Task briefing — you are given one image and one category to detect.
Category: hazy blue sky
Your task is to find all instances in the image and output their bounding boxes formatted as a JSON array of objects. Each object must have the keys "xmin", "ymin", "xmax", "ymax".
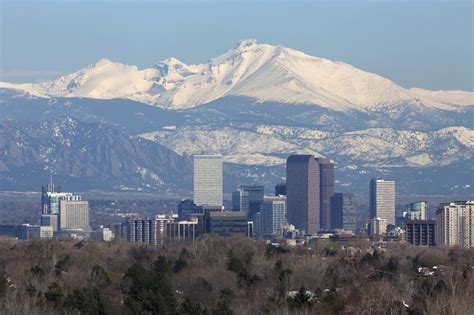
[{"xmin": 1, "ymin": 0, "xmax": 472, "ymax": 91}]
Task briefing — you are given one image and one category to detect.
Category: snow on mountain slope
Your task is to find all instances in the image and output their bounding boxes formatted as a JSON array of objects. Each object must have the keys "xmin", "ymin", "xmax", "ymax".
[
  {"xmin": 408, "ymin": 88, "xmax": 474, "ymax": 109},
  {"xmin": 139, "ymin": 126, "xmax": 321, "ymax": 165},
  {"xmin": 1, "ymin": 40, "xmax": 472, "ymax": 111},
  {"xmin": 139, "ymin": 125, "xmax": 474, "ymax": 167}
]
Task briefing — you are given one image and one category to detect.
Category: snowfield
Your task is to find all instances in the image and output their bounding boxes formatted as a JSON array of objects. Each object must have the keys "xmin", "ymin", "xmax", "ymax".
[
  {"xmin": 139, "ymin": 125, "xmax": 474, "ymax": 167},
  {"xmin": 1, "ymin": 40, "xmax": 472, "ymax": 111}
]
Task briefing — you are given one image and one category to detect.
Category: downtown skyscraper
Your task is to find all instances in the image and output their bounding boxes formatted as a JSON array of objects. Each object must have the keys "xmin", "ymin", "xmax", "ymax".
[
  {"xmin": 315, "ymin": 157, "xmax": 334, "ymax": 230},
  {"xmin": 193, "ymin": 155, "xmax": 223, "ymax": 208},
  {"xmin": 369, "ymin": 178, "xmax": 396, "ymax": 226},
  {"xmin": 286, "ymin": 155, "xmax": 320, "ymax": 234},
  {"xmin": 330, "ymin": 193, "xmax": 357, "ymax": 232},
  {"xmin": 232, "ymin": 185, "xmax": 264, "ymax": 218}
]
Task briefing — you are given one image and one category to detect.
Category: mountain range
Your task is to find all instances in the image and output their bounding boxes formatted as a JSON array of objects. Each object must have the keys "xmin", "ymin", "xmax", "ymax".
[{"xmin": 1, "ymin": 40, "xmax": 473, "ymax": 196}]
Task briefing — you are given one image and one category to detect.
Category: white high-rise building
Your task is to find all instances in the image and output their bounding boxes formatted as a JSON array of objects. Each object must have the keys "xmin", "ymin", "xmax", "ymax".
[
  {"xmin": 59, "ymin": 200, "xmax": 90, "ymax": 230},
  {"xmin": 193, "ymin": 155, "xmax": 223, "ymax": 207},
  {"xmin": 369, "ymin": 178, "xmax": 395, "ymax": 226},
  {"xmin": 437, "ymin": 201, "xmax": 474, "ymax": 248},
  {"xmin": 261, "ymin": 195, "xmax": 287, "ymax": 238}
]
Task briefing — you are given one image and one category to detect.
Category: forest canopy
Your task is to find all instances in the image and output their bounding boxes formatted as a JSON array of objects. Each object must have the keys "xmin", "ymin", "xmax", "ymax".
[{"xmin": 0, "ymin": 236, "xmax": 473, "ymax": 314}]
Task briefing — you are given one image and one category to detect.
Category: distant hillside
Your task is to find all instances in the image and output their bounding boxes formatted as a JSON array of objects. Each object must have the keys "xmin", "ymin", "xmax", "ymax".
[{"xmin": 0, "ymin": 117, "xmax": 193, "ymax": 192}]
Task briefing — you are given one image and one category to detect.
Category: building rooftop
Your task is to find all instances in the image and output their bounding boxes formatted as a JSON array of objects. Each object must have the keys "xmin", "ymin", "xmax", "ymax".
[{"xmin": 208, "ymin": 211, "xmax": 246, "ymax": 218}]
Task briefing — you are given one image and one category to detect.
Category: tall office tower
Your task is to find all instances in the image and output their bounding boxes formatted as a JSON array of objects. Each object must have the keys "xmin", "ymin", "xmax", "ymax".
[
  {"xmin": 41, "ymin": 179, "xmax": 83, "ymax": 219},
  {"xmin": 193, "ymin": 155, "xmax": 223, "ymax": 207},
  {"xmin": 437, "ymin": 201, "xmax": 474, "ymax": 248},
  {"xmin": 286, "ymin": 155, "xmax": 320, "ymax": 234},
  {"xmin": 59, "ymin": 200, "xmax": 90, "ymax": 230},
  {"xmin": 232, "ymin": 190, "xmax": 250, "ymax": 214},
  {"xmin": 330, "ymin": 193, "xmax": 357, "ymax": 232},
  {"xmin": 41, "ymin": 176, "xmax": 61, "ymax": 214},
  {"xmin": 253, "ymin": 211, "xmax": 263, "ymax": 238},
  {"xmin": 261, "ymin": 195, "xmax": 287, "ymax": 239},
  {"xmin": 315, "ymin": 158, "xmax": 334, "ymax": 230},
  {"xmin": 233, "ymin": 185, "xmax": 264, "ymax": 218},
  {"xmin": 405, "ymin": 201, "xmax": 427, "ymax": 220},
  {"xmin": 275, "ymin": 182, "xmax": 286, "ymax": 196},
  {"xmin": 369, "ymin": 178, "xmax": 396, "ymax": 226},
  {"xmin": 42, "ymin": 191, "xmax": 78, "ymax": 215}
]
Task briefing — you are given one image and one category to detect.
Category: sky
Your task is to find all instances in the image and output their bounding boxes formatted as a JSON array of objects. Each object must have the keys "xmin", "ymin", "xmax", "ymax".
[{"xmin": 0, "ymin": 0, "xmax": 472, "ymax": 91}]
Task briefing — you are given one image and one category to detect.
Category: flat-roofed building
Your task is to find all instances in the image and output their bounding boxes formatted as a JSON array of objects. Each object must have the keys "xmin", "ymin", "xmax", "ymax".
[
  {"xmin": 59, "ymin": 200, "xmax": 90, "ymax": 231},
  {"xmin": 367, "ymin": 218, "xmax": 387, "ymax": 236},
  {"xmin": 405, "ymin": 220, "xmax": 436, "ymax": 246},
  {"xmin": 330, "ymin": 193, "xmax": 357, "ymax": 232},
  {"xmin": 286, "ymin": 155, "xmax": 320, "ymax": 234},
  {"xmin": 260, "ymin": 195, "xmax": 287, "ymax": 239},
  {"xmin": 315, "ymin": 158, "xmax": 335, "ymax": 231},
  {"xmin": 166, "ymin": 220, "xmax": 198, "ymax": 241},
  {"xmin": 41, "ymin": 214, "xmax": 59, "ymax": 232},
  {"xmin": 437, "ymin": 201, "xmax": 474, "ymax": 248},
  {"xmin": 369, "ymin": 178, "xmax": 395, "ymax": 226},
  {"xmin": 20, "ymin": 224, "xmax": 53, "ymax": 240},
  {"xmin": 90, "ymin": 227, "xmax": 113, "ymax": 242},
  {"xmin": 204, "ymin": 211, "xmax": 252, "ymax": 237},
  {"xmin": 123, "ymin": 218, "xmax": 158, "ymax": 245},
  {"xmin": 193, "ymin": 155, "xmax": 223, "ymax": 208}
]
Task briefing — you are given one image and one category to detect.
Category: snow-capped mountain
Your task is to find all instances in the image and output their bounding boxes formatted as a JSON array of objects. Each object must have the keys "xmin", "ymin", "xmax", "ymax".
[
  {"xmin": 1, "ymin": 40, "xmax": 472, "ymax": 111},
  {"xmin": 0, "ymin": 40, "xmax": 472, "ymax": 195},
  {"xmin": 139, "ymin": 125, "xmax": 473, "ymax": 167}
]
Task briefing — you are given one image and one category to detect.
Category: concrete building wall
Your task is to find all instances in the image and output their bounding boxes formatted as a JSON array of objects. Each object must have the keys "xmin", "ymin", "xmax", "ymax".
[
  {"xmin": 59, "ymin": 200, "xmax": 90, "ymax": 230},
  {"xmin": 193, "ymin": 155, "xmax": 223, "ymax": 207},
  {"xmin": 369, "ymin": 179, "xmax": 395, "ymax": 226}
]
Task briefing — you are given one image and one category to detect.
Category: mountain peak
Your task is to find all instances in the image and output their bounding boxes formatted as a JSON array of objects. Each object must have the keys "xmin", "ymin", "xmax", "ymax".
[
  {"xmin": 0, "ymin": 40, "xmax": 472, "ymax": 112},
  {"xmin": 94, "ymin": 58, "xmax": 117, "ymax": 67},
  {"xmin": 157, "ymin": 57, "xmax": 187, "ymax": 66},
  {"xmin": 236, "ymin": 39, "xmax": 260, "ymax": 49}
]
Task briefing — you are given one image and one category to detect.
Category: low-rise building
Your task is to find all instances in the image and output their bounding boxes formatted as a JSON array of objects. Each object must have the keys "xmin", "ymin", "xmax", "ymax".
[
  {"xmin": 367, "ymin": 218, "xmax": 387, "ymax": 236},
  {"xmin": 204, "ymin": 211, "xmax": 253, "ymax": 237},
  {"xmin": 165, "ymin": 219, "xmax": 198, "ymax": 241},
  {"xmin": 405, "ymin": 220, "xmax": 436, "ymax": 246},
  {"xmin": 20, "ymin": 224, "xmax": 53, "ymax": 240},
  {"xmin": 90, "ymin": 227, "xmax": 113, "ymax": 242}
]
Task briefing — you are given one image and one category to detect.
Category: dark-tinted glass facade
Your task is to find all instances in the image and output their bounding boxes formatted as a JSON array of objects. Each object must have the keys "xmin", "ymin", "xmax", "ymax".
[
  {"xmin": 286, "ymin": 155, "xmax": 320, "ymax": 234},
  {"xmin": 330, "ymin": 193, "xmax": 357, "ymax": 231},
  {"xmin": 316, "ymin": 158, "xmax": 334, "ymax": 230},
  {"xmin": 232, "ymin": 185, "xmax": 264, "ymax": 219},
  {"xmin": 204, "ymin": 211, "xmax": 251, "ymax": 237},
  {"xmin": 178, "ymin": 199, "xmax": 203, "ymax": 221},
  {"xmin": 232, "ymin": 190, "xmax": 250, "ymax": 214},
  {"xmin": 405, "ymin": 220, "xmax": 436, "ymax": 246},
  {"xmin": 275, "ymin": 183, "xmax": 286, "ymax": 196}
]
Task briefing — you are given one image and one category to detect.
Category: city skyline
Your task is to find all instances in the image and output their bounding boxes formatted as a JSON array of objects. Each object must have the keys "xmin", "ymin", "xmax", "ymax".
[{"xmin": 0, "ymin": 1, "xmax": 472, "ymax": 313}]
